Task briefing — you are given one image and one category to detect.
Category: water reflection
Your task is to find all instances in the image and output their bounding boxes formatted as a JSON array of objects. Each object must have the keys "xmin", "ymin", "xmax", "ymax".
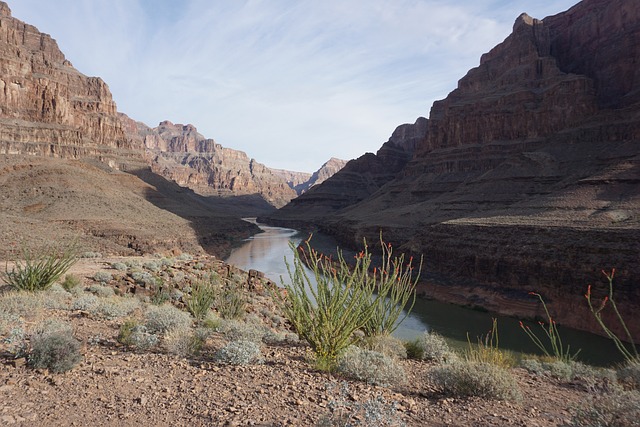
[{"xmin": 226, "ymin": 220, "xmax": 624, "ymax": 366}]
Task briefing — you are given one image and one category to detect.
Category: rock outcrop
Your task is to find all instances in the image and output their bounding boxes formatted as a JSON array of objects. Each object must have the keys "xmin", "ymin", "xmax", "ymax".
[
  {"xmin": 0, "ymin": 3, "xmax": 260, "ymax": 255},
  {"xmin": 261, "ymin": 117, "xmax": 426, "ymax": 227},
  {"xmin": 0, "ymin": 2, "xmax": 143, "ymax": 169},
  {"xmin": 269, "ymin": 168, "xmax": 312, "ymax": 194},
  {"xmin": 266, "ymin": 0, "xmax": 640, "ymax": 339},
  {"xmin": 125, "ymin": 119, "xmax": 297, "ymax": 209},
  {"xmin": 272, "ymin": 157, "xmax": 348, "ymax": 195}
]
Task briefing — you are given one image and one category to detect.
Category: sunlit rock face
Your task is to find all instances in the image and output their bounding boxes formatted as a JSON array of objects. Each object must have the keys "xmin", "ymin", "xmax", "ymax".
[
  {"xmin": 120, "ymin": 118, "xmax": 296, "ymax": 208},
  {"xmin": 0, "ymin": 2, "xmax": 143, "ymax": 168},
  {"xmin": 265, "ymin": 0, "xmax": 640, "ymax": 340}
]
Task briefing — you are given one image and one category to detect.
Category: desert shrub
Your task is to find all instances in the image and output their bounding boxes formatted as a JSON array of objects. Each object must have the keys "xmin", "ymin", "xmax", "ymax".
[
  {"xmin": 0, "ymin": 292, "xmax": 44, "ymax": 318},
  {"xmin": 80, "ymin": 251, "xmax": 102, "ymax": 259},
  {"xmin": 618, "ymin": 359, "xmax": 640, "ymax": 390},
  {"xmin": 143, "ymin": 261, "xmax": 161, "ymax": 272},
  {"xmin": 163, "ymin": 327, "xmax": 208, "ymax": 357},
  {"xmin": 201, "ymin": 312, "xmax": 222, "ymax": 330},
  {"xmin": 359, "ymin": 335, "xmax": 407, "ymax": 360},
  {"xmin": 60, "ymin": 274, "xmax": 81, "ymax": 291},
  {"xmin": 359, "ymin": 239, "xmax": 421, "ymax": 337},
  {"xmin": 71, "ymin": 294, "xmax": 100, "ymax": 311},
  {"xmin": 185, "ymin": 279, "xmax": 216, "ymax": 320},
  {"xmin": 28, "ymin": 331, "xmax": 82, "ymax": 373},
  {"xmin": 124, "ymin": 259, "xmax": 140, "ymax": 268},
  {"xmin": 2, "ymin": 326, "xmax": 27, "ymax": 358},
  {"xmin": 144, "ymin": 304, "xmax": 192, "ymax": 334},
  {"xmin": 520, "ymin": 293, "xmax": 580, "ymax": 363},
  {"xmin": 131, "ymin": 271, "xmax": 156, "ymax": 287},
  {"xmin": 170, "ymin": 289, "xmax": 184, "ymax": 302},
  {"xmin": 214, "ymin": 340, "xmax": 263, "ymax": 365},
  {"xmin": 569, "ymin": 389, "xmax": 640, "ymax": 427},
  {"xmin": 150, "ymin": 279, "xmax": 171, "ymax": 306},
  {"xmin": 465, "ymin": 319, "xmax": 516, "ymax": 368},
  {"xmin": 118, "ymin": 320, "xmax": 158, "ymax": 350},
  {"xmin": 41, "ymin": 286, "xmax": 71, "ymax": 310},
  {"xmin": 0, "ymin": 310, "xmax": 20, "ymax": 336},
  {"xmin": 111, "ymin": 262, "xmax": 128, "ymax": 272},
  {"xmin": 171, "ymin": 271, "xmax": 186, "ymax": 285},
  {"xmin": 220, "ymin": 319, "xmax": 265, "ymax": 343},
  {"xmin": 28, "ymin": 320, "xmax": 81, "ymax": 373},
  {"xmin": 417, "ymin": 331, "xmax": 458, "ymax": 364},
  {"xmin": 272, "ymin": 238, "xmax": 415, "ymax": 370},
  {"xmin": 520, "ymin": 358, "xmax": 617, "ymax": 390},
  {"xmin": 31, "ymin": 318, "xmax": 73, "ymax": 336},
  {"xmin": 337, "ymin": 345, "xmax": 406, "ymax": 387},
  {"xmin": 118, "ymin": 319, "xmax": 138, "ymax": 346},
  {"xmin": 88, "ymin": 284, "xmax": 115, "ymax": 298},
  {"xmin": 429, "ymin": 361, "xmax": 521, "ymax": 401},
  {"xmin": 521, "ymin": 358, "xmax": 573, "ymax": 380},
  {"xmin": 93, "ymin": 271, "xmax": 112, "ymax": 284},
  {"xmin": 404, "ymin": 338, "xmax": 424, "ymax": 360},
  {"xmin": 94, "ymin": 297, "xmax": 139, "ymax": 320},
  {"xmin": 263, "ymin": 330, "xmax": 300, "ymax": 345},
  {"xmin": 586, "ymin": 270, "xmax": 638, "ymax": 363},
  {"xmin": 177, "ymin": 253, "xmax": 193, "ymax": 261},
  {"xmin": 2, "ymin": 244, "xmax": 78, "ymax": 292},
  {"xmin": 160, "ymin": 258, "xmax": 175, "ymax": 268},
  {"xmin": 215, "ymin": 281, "xmax": 246, "ymax": 320},
  {"xmin": 317, "ymin": 381, "xmax": 405, "ymax": 427}
]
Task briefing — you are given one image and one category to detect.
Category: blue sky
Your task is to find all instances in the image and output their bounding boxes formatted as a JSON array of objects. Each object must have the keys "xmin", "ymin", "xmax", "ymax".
[{"xmin": 11, "ymin": 0, "xmax": 579, "ymax": 172}]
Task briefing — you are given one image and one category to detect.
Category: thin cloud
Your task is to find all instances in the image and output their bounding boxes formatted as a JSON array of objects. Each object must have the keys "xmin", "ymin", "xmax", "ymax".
[{"xmin": 10, "ymin": 0, "xmax": 578, "ymax": 172}]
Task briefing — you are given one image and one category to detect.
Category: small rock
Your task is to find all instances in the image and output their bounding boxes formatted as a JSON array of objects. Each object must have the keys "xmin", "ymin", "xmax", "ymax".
[{"xmin": 12, "ymin": 358, "xmax": 26, "ymax": 368}]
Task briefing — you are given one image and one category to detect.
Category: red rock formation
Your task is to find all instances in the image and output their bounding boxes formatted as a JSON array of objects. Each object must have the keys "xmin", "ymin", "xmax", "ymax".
[
  {"xmin": 270, "ymin": 168, "xmax": 312, "ymax": 193},
  {"xmin": 261, "ymin": 117, "xmax": 426, "ymax": 227},
  {"xmin": 125, "ymin": 119, "xmax": 298, "ymax": 209},
  {"xmin": 0, "ymin": 2, "xmax": 143, "ymax": 168},
  {"xmin": 266, "ymin": 0, "xmax": 640, "ymax": 340}
]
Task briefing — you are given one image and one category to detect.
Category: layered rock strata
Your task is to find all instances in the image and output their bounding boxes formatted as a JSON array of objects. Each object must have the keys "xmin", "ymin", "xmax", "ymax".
[
  {"xmin": 262, "ymin": 117, "xmax": 426, "ymax": 227},
  {"xmin": 126, "ymin": 120, "xmax": 297, "ymax": 209},
  {"xmin": 266, "ymin": 0, "xmax": 640, "ymax": 339},
  {"xmin": 271, "ymin": 157, "xmax": 347, "ymax": 195},
  {"xmin": 0, "ymin": 2, "xmax": 143, "ymax": 169}
]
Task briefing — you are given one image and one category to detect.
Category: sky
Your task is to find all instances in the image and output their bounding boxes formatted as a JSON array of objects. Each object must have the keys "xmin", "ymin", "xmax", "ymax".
[{"xmin": 11, "ymin": 0, "xmax": 579, "ymax": 172}]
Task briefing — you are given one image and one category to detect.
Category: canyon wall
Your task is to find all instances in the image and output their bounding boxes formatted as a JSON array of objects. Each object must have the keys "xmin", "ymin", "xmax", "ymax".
[
  {"xmin": 124, "ymin": 119, "xmax": 297, "ymax": 209},
  {"xmin": 0, "ymin": 2, "xmax": 143, "ymax": 169},
  {"xmin": 266, "ymin": 0, "xmax": 640, "ymax": 339}
]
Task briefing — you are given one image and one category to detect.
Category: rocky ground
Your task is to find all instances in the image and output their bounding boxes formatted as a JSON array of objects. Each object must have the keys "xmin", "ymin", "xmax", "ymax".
[
  {"xmin": 1, "ymin": 254, "xmax": 632, "ymax": 427},
  {"xmin": 0, "ymin": 155, "xmax": 260, "ymax": 260}
]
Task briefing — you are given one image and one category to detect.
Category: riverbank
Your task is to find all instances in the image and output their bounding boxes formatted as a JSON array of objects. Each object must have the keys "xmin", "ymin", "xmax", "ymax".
[{"xmin": 225, "ymin": 222, "xmax": 627, "ymax": 366}]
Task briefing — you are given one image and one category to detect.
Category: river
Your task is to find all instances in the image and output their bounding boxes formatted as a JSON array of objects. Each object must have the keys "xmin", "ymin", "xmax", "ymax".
[{"xmin": 225, "ymin": 221, "xmax": 624, "ymax": 366}]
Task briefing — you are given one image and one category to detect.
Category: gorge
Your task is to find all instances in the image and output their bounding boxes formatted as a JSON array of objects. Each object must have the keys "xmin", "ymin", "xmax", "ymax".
[
  {"xmin": 262, "ymin": 0, "xmax": 640, "ymax": 340},
  {"xmin": 0, "ymin": 0, "xmax": 638, "ymax": 340}
]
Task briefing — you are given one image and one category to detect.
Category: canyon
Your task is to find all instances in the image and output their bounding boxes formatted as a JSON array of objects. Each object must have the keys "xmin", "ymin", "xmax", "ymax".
[
  {"xmin": 0, "ymin": 1, "xmax": 343, "ymax": 257},
  {"xmin": 263, "ymin": 0, "xmax": 640, "ymax": 340},
  {"xmin": 0, "ymin": 0, "xmax": 638, "ymax": 339}
]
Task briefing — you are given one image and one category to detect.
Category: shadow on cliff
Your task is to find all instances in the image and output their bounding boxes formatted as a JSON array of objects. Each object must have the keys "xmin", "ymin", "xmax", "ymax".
[{"xmin": 128, "ymin": 167, "xmax": 274, "ymax": 256}]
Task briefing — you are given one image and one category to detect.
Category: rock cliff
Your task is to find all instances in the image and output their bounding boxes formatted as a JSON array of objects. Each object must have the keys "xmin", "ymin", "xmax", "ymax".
[
  {"xmin": 0, "ymin": 3, "xmax": 260, "ymax": 255},
  {"xmin": 266, "ymin": 0, "xmax": 640, "ymax": 339},
  {"xmin": 261, "ymin": 117, "xmax": 426, "ymax": 227},
  {"xmin": 0, "ymin": 2, "xmax": 143, "ymax": 169},
  {"xmin": 125, "ymin": 119, "xmax": 297, "ymax": 209}
]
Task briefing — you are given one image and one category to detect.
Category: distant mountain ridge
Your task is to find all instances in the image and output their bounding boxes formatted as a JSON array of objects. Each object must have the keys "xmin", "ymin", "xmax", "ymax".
[
  {"xmin": 264, "ymin": 0, "xmax": 640, "ymax": 340},
  {"xmin": 0, "ymin": 0, "xmax": 345, "ymax": 211},
  {"xmin": 272, "ymin": 157, "xmax": 348, "ymax": 195}
]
